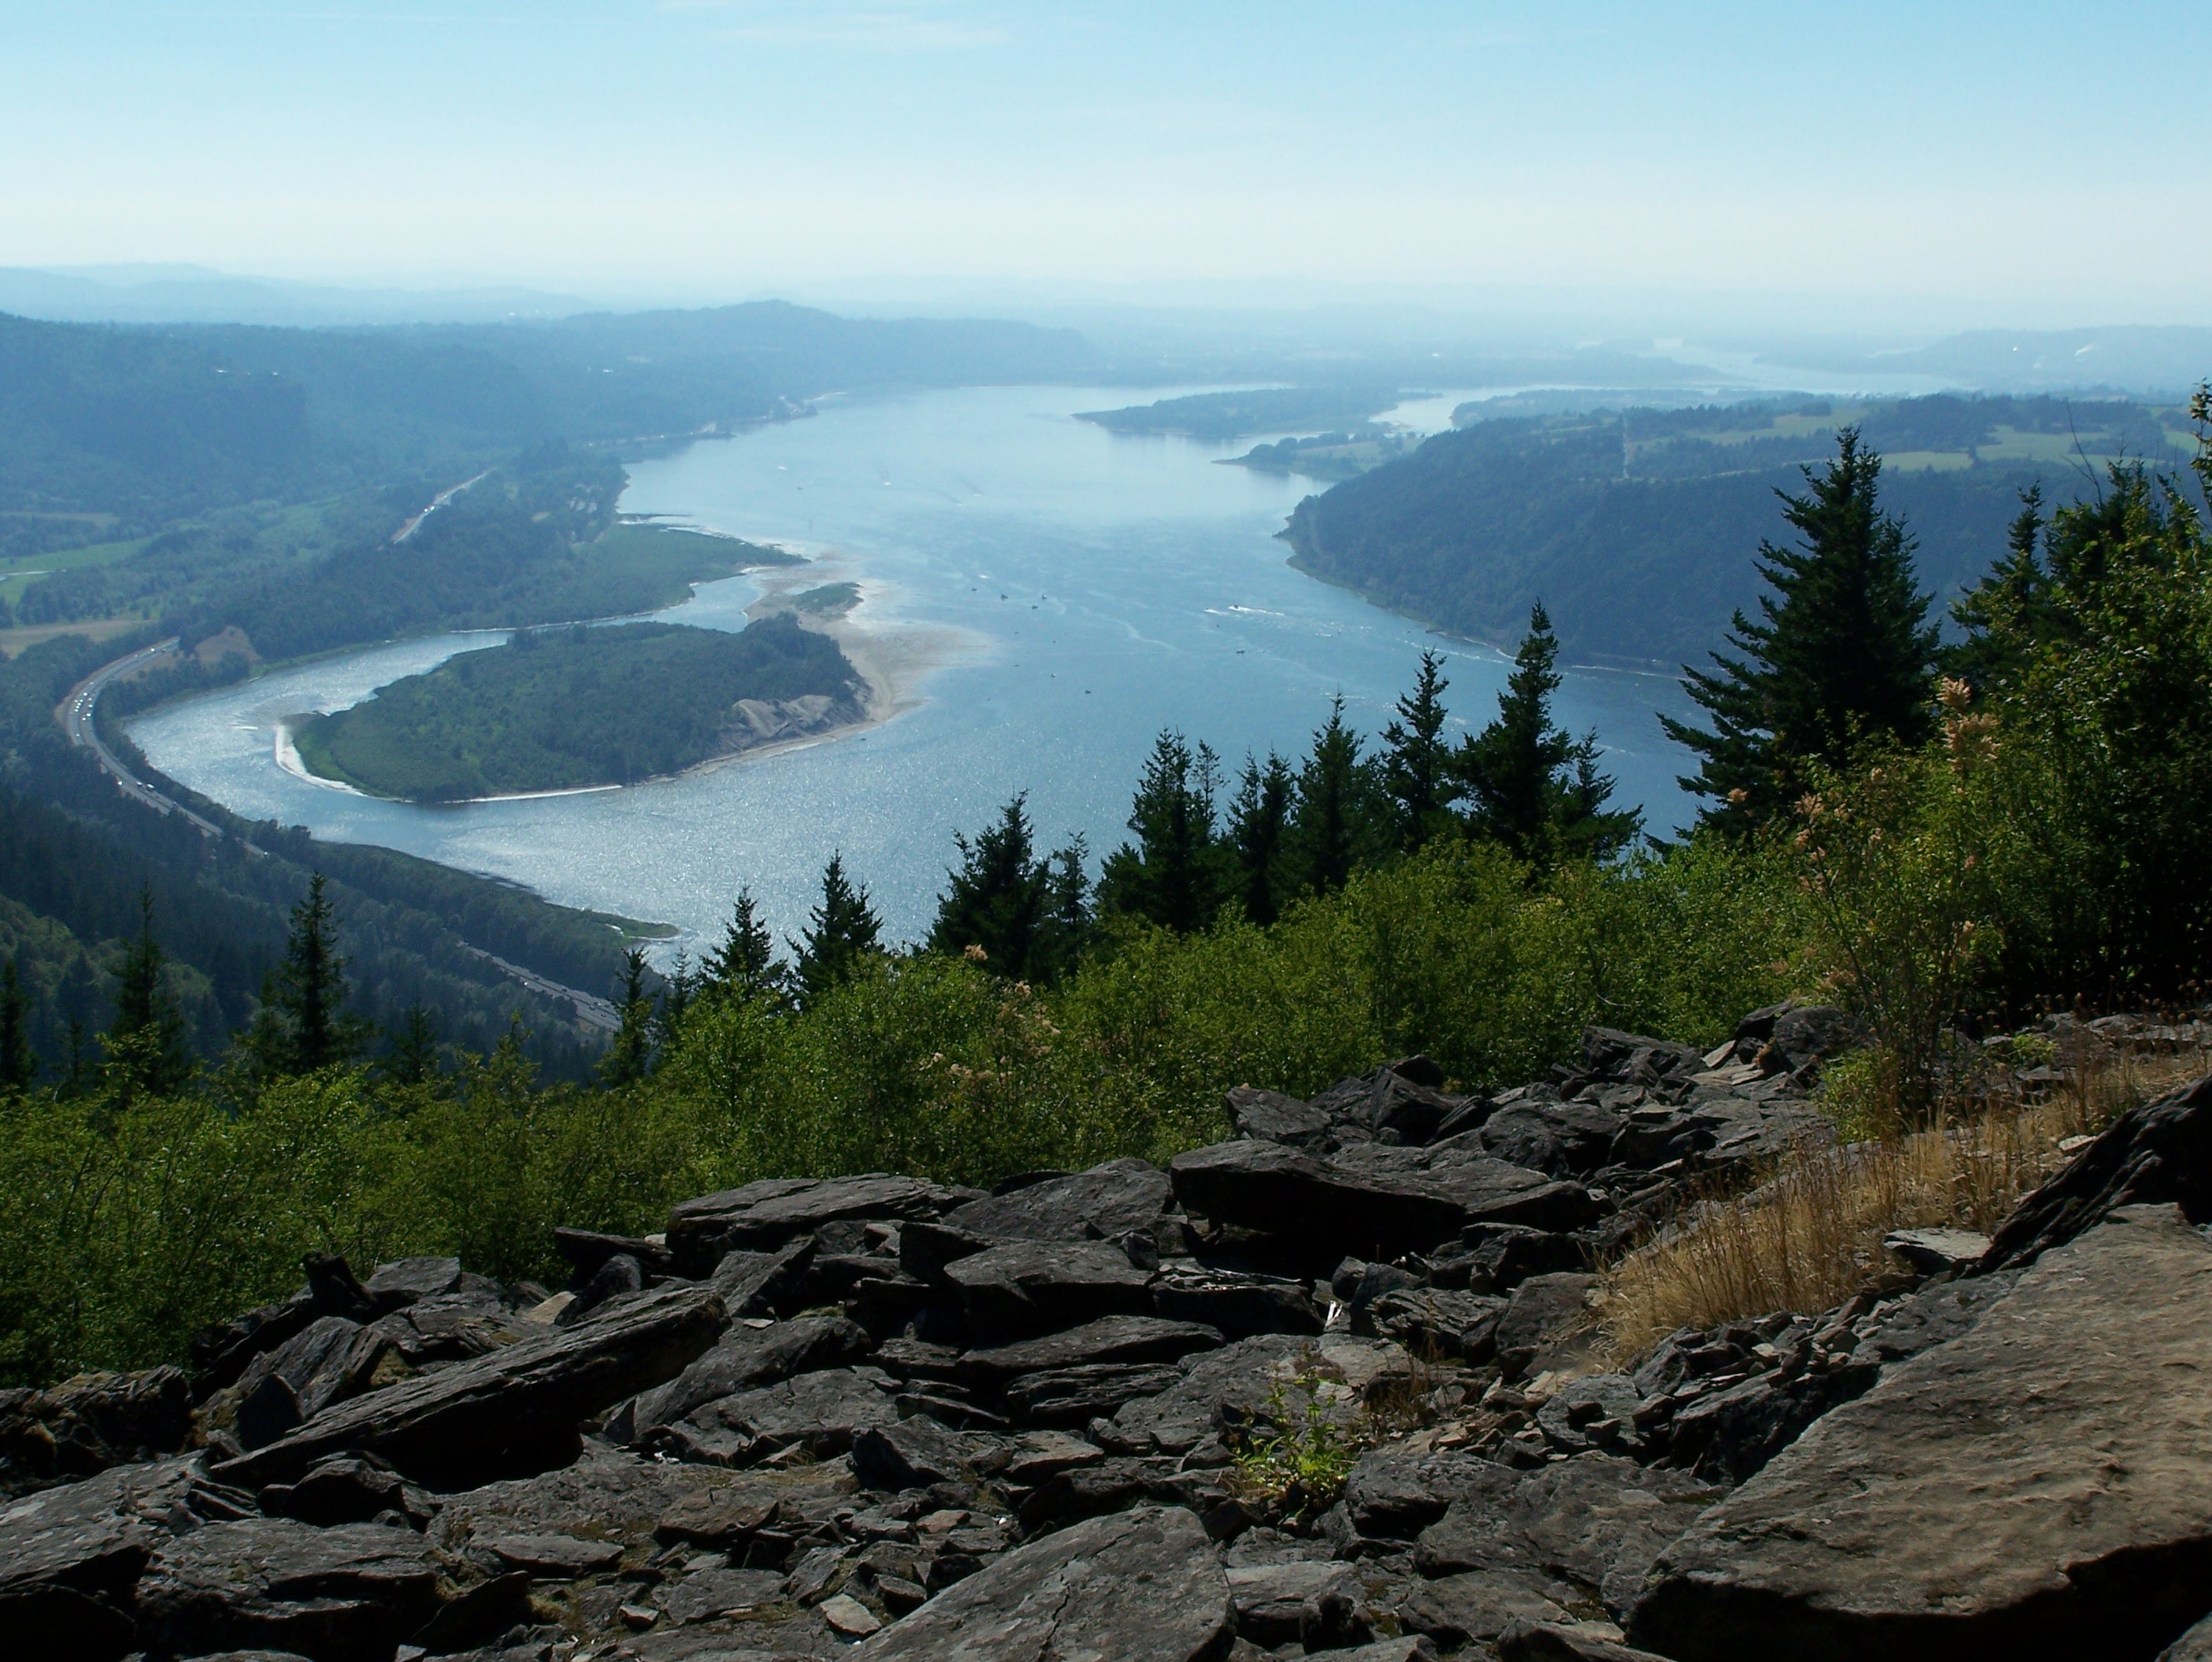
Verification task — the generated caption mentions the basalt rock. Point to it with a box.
[608,1312,872,1443]
[0,1367,191,1494]
[668,1175,954,1276]
[939,1157,1176,1243]
[212,1283,726,1489]
[135,1518,448,1662]
[942,1239,1157,1335]
[1632,1204,2212,1661]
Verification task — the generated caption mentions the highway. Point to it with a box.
[55,638,228,837]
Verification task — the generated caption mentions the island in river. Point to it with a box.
[291,609,866,802]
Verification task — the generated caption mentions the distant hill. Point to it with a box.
[1779,326,2212,398]
[1279,393,2195,666]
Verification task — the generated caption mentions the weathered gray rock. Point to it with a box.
[1396,1567,1575,1648]
[0,1366,192,1493]
[856,1503,1230,1660]
[2161,1612,2212,1661]
[943,1239,1155,1335]
[1363,1287,1507,1364]
[1332,1140,1602,1233]
[1481,1100,1627,1175]
[136,1518,446,1662]
[1632,1204,2212,1660]
[234,1314,388,1432]
[1498,1620,1675,1662]
[1169,1140,1467,1255]
[0,1456,212,1660]
[852,1415,970,1492]
[651,1565,786,1624]
[1882,1225,1990,1274]
[553,1226,675,1282]
[940,1158,1176,1243]
[364,1256,462,1307]
[1228,1559,1368,1649]
[212,1283,726,1487]
[655,1367,899,1466]
[609,1313,871,1443]
[1982,1072,2212,1270]
[256,1454,418,1527]
[1493,1272,1600,1376]
[1104,1334,1315,1454]
[1227,1085,1334,1150]
[480,1531,624,1577]
[1343,1444,1520,1539]
[1152,1263,1324,1336]
[958,1314,1222,1381]
[1511,1453,1722,1619]
[669,1175,952,1275]
[1003,1362,1186,1427]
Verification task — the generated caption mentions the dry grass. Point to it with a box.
[1597,1040,2212,1363]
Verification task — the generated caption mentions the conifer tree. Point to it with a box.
[1286,697,1386,897]
[601,948,654,1084]
[0,958,35,1092]
[1097,732,1230,933]
[790,854,883,1006]
[655,952,695,1050]
[1458,605,1640,866]
[931,796,1051,980]
[1381,650,1461,851]
[1037,836,1094,981]
[1226,751,1294,926]
[383,1003,443,1086]
[108,887,191,1098]
[1662,429,1938,831]
[255,874,367,1075]
[702,888,784,1003]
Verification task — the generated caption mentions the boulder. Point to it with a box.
[1343,1445,1521,1539]
[651,1564,785,1624]
[1362,1288,1507,1364]
[1511,1453,1722,1619]
[0,1366,191,1492]
[136,1518,445,1662]
[1228,1559,1368,1649]
[1493,1272,1600,1377]
[852,1416,971,1492]
[1332,1140,1603,1233]
[1227,1086,1334,1150]
[705,1234,817,1316]
[362,1257,462,1307]
[1481,1100,1627,1176]
[1002,1363,1185,1428]
[940,1157,1176,1242]
[256,1454,419,1527]
[480,1532,624,1577]
[958,1314,1222,1381]
[1882,1226,1990,1274]
[1498,1621,1676,1662]
[1457,1225,1587,1293]
[1104,1334,1316,1455]
[212,1283,726,1488]
[1168,1141,1466,1256]
[1631,1204,2212,1661]
[609,1313,872,1443]
[234,1315,389,1431]
[1153,1263,1325,1336]
[2163,1614,2212,1662]
[552,1226,674,1282]
[655,1366,899,1466]
[1310,1061,1465,1144]
[1982,1072,2212,1271]
[943,1239,1156,1335]
[855,1503,1230,1660]
[0,1456,217,1660]
[1397,1567,1575,1648]
[668,1175,952,1275]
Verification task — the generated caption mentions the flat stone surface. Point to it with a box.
[0,1455,204,1660]
[1343,1445,1521,1539]
[483,1531,625,1576]
[943,1240,1156,1335]
[1226,1086,1334,1150]
[958,1314,1222,1380]
[216,1284,726,1489]
[1003,1363,1186,1428]
[1169,1140,1468,1255]
[136,1518,444,1662]
[1396,1567,1575,1647]
[653,1566,787,1624]
[1105,1334,1315,1454]
[940,1158,1176,1242]
[669,1176,952,1274]
[658,1368,899,1467]
[1151,1264,1322,1337]
[856,1504,1230,1660]
[1511,1453,1722,1619]
[365,1256,462,1306]
[1631,1205,2212,1661]
[614,1314,872,1443]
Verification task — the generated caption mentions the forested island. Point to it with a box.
[1281,391,2195,662]
[291,612,865,802]
[1076,385,1400,440]
[1221,428,1411,480]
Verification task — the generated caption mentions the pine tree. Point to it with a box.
[1286,697,1386,897]
[107,887,191,1098]
[383,1003,443,1086]
[1458,605,1640,866]
[1036,835,1094,982]
[790,854,883,1006]
[0,958,36,1092]
[702,888,784,1003]
[930,797,1050,979]
[1381,650,1461,851]
[601,947,654,1084]
[655,952,695,1051]
[1097,732,1230,933]
[1661,429,1938,831]
[1226,751,1294,925]
[255,873,367,1075]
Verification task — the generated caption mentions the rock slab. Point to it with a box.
[1630,1204,2212,1661]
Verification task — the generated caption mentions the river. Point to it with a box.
[127,383,1703,959]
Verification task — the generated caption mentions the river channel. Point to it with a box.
[128,384,1703,957]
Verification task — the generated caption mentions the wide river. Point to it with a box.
[130,384,1702,958]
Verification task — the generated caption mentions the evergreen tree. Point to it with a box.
[790,854,883,1006]
[1097,732,1230,933]
[1286,697,1387,897]
[601,947,654,1084]
[1381,650,1461,850]
[254,874,367,1075]
[1662,429,1938,831]
[702,888,785,1003]
[655,952,695,1050]
[383,1003,443,1086]
[930,796,1050,980]
[0,958,35,1092]
[1226,751,1295,925]
[1036,835,1094,981]
[1458,605,1641,866]
[107,887,191,1098]
[1947,486,2050,696]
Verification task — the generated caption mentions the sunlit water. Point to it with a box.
[130,384,1703,965]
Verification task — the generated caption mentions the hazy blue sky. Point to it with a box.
[7,2,2209,320]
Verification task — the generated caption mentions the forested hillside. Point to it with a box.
[1283,393,2191,662]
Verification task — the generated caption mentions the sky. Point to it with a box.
[6,2,2211,325]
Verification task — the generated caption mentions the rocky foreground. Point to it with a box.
[7,1004,2212,1662]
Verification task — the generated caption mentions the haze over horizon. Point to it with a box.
[8,2,2211,336]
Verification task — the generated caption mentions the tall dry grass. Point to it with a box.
[1598,1040,2212,1362]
